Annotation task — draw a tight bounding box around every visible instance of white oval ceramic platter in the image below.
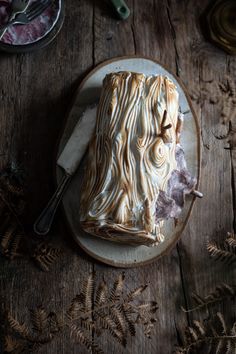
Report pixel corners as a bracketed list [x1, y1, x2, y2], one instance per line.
[56, 56, 200, 268]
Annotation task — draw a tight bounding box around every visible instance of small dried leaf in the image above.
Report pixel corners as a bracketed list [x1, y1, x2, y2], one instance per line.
[95, 280, 108, 307]
[207, 241, 236, 265]
[33, 243, 61, 272]
[48, 312, 63, 334]
[176, 312, 236, 354]
[110, 306, 126, 336]
[191, 292, 205, 306]
[193, 320, 205, 336]
[7, 313, 30, 339]
[83, 273, 94, 312]
[4, 335, 23, 352]
[70, 324, 103, 354]
[216, 312, 227, 335]
[126, 285, 148, 302]
[216, 339, 224, 354]
[226, 233, 236, 248]
[99, 316, 126, 346]
[110, 273, 125, 302]
[67, 294, 85, 320]
[182, 283, 236, 313]
[188, 327, 199, 342]
[30, 307, 48, 333]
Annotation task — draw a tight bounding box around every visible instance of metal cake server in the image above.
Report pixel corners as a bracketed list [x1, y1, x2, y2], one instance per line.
[34, 106, 97, 236]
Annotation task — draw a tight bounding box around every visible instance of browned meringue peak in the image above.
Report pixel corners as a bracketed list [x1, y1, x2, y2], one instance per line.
[80, 71, 180, 246]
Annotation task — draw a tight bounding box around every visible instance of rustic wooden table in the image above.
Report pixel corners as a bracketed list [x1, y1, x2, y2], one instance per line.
[0, 1, 235, 353]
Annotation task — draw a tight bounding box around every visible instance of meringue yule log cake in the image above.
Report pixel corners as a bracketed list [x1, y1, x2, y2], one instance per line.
[80, 72, 201, 247]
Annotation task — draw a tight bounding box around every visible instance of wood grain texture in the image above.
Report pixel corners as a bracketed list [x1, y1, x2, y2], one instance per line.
[0, 0, 235, 353]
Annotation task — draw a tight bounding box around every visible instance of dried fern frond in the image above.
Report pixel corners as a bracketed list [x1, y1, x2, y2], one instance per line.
[0, 222, 16, 252]
[135, 301, 158, 319]
[0, 168, 63, 270]
[4, 335, 24, 353]
[98, 316, 125, 346]
[126, 285, 148, 302]
[83, 272, 94, 313]
[226, 233, 236, 248]
[0, 214, 24, 259]
[5, 308, 62, 354]
[33, 243, 61, 272]
[95, 280, 108, 307]
[68, 273, 158, 350]
[0, 170, 26, 260]
[207, 241, 236, 264]
[217, 312, 228, 335]
[67, 294, 85, 321]
[181, 283, 236, 313]
[5, 273, 158, 354]
[70, 324, 103, 354]
[175, 312, 236, 354]
[7, 313, 30, 339]
[47, 312, 63, 334]
[135, 301, 158, 339]
[110, 305, 127, 337]
[123, 308, 136, 337]
[30, 307, 48, 333]
[109, 272, 125, 302]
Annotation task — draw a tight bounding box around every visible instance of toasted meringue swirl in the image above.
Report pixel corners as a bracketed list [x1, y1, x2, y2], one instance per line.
[80, 72, 179, 246]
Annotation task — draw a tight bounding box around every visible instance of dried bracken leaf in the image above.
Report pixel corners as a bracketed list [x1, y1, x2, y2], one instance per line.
[95, 280, 108, 307]
[126, 285, 148, 302]
[175, 312, 236, 354]
[4, 335, 23, 353]
[33, 243, 61, 272]
[207, 241, 236, 265]
[0, 169, 26, 260]
[193, 320, 205, 336]
[226, 233, 236, 248]
[30, 307, 48, 333]
[110, 306, 127, 337]
[67, 294, 85, 320]
[7, 313, 30, 339]
[216, 312, 227, 335]
[48, 312, 63, 334]
[99, 316, 126, 346]
[83, 272, 94, 312]
[4, 273, 158, 354]
[109, 272, 125, 302]
[181, 283, 236, 313]
[216, 339, 224, 354]
[70, 324, 103, 354]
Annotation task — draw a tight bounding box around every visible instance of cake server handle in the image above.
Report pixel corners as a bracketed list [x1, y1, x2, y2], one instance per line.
[33, 174, 71, 236]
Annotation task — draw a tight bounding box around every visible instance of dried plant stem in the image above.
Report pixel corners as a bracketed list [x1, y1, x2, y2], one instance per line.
[181, 294, 234, 313]
[179, 335, 236, 353]
[71, 299, 140, 322]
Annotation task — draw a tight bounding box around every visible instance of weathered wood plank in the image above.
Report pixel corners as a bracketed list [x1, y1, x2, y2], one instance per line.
[93, 1, 187, 353]
[0, 1, 95, 353]
[167, 0, 236, 334]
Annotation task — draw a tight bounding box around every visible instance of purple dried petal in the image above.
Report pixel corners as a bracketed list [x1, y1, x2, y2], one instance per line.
[155, 144, 197, 221]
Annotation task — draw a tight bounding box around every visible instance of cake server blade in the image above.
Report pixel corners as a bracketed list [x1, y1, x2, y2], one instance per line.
[34, 105, 97, 235]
